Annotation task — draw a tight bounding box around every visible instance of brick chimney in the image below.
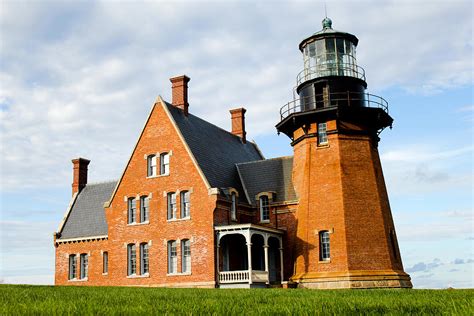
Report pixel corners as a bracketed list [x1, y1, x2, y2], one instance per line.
[71, 158, 90, 196]
[229, 108, 246, 143]
[170, 75, 191, 116]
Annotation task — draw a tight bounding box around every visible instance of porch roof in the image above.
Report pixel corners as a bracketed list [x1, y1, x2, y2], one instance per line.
[214, 223, 284, 235]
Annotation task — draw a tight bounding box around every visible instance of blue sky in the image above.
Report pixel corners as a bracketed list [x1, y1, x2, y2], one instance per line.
[0, 0, 472, 288]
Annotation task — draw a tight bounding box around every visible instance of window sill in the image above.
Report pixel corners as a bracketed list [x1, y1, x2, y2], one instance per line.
[127, 221, 150, 226]
[146, 173, 169, 179]
[316, 143, 330, 149]
[319, 260, 331, 264]
[68, 278, 88, 282]
[127, 273, 150, 279]
[260, 220, 270, 224]
[102, 273, 108, 276]
[167, 272, 192, 277]
[167, 217, 191, 222]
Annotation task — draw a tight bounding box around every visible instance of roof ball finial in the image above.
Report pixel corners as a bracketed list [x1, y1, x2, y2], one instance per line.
[322, 17, 332, 29]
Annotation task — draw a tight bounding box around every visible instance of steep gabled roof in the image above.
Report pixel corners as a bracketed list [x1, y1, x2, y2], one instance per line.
[58, 181, 116, 239]
[236, 156, 297, 206]
[165, 102, 263, 193]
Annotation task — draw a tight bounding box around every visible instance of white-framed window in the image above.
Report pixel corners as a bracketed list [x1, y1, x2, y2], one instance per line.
[127, 244, 136, 275]
[181, 239, 191, 273]
[180, 191, 190, 218]
[259, 195, 270, 222]
[319, 230, 330, 261]
[128, 197, 136, 224]
[147, 154, 157, 177]
[160, 153, 170, 175]
[231, 192, 237, 221]
[80, 253, 88, 279]
[168, 240, 177, 274]
[103, 252, 108, 274]
[140, 196, 150, 222]
[167, 192, 177, 220]
[69, 254, 77, 280]
[140, 243, 149, 275]
[318, 122, 328, 145]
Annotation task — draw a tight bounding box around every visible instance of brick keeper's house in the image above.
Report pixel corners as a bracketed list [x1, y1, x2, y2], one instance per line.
[54, 19, 412, 289]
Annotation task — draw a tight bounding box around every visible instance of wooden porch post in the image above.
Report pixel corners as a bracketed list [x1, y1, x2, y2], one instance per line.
[247, 241, 253, 285]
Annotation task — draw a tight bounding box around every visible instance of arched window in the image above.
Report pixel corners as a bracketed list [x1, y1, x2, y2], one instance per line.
[140, 243, 149, 275]
[181, 239, 191, 273]
[167, 240, 177, 274]
[259, 195, 270, 222]
[230, 192, 237, 221]
[180, 191, 190, 218]
[319, 231, 330, 261]
[127, 244, 136, 276]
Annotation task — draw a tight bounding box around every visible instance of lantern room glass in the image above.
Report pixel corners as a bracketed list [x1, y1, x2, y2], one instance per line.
[303, 38, 357, 79]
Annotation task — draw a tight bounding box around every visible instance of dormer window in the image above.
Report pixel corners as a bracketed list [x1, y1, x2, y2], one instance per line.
[259, 195, 270, 222]
[230, 192, 237, 221]
[160, 153, 170, 175]
[147, 154, 157, 177]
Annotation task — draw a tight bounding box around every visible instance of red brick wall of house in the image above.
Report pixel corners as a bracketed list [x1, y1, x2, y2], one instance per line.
[55, 99, 218, 287]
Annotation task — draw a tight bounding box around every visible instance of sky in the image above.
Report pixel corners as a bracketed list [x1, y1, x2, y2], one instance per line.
[0, 0, 472, 288]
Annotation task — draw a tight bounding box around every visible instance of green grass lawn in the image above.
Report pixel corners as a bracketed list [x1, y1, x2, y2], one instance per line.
[0, 284, 472, 315]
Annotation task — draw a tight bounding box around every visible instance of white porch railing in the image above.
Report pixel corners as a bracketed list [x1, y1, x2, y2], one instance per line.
[219, 270, 268, 284]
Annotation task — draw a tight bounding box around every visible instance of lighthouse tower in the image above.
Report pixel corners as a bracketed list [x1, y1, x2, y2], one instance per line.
[276, 18, 412, 289]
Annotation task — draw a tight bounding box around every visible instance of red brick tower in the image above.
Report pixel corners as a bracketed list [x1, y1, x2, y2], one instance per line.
[276, 18, 412, 288]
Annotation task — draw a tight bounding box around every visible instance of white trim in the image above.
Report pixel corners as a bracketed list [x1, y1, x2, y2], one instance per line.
[159, 96, 212, 190]
[56, 192, 78, 234]
[56, 235, 108, 243]
[214, 223, 284, 235]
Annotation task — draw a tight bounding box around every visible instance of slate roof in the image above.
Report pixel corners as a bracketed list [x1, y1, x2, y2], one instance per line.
[58, 181, 116, 239]
[236, 156, 297, 206]
[166, 102, 263, 194]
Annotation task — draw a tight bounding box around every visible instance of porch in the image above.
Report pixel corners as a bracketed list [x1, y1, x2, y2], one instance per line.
[215, 224, 284, 288]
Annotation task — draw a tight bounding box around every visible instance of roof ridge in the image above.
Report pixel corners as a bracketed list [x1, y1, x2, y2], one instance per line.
[164, 101, 261, 150]
[86, 180, 118, 186]
[236, 155, 293, 166]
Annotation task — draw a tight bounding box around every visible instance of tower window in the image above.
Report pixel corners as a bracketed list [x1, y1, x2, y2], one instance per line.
[318, 122, 328, 145]
[147, 154, 157, 177]
[168, 240, 177, 274]
[80, 253, 88, 279]
[167, 192, 177, 220]
[127, 244, 136, 276]
[140, 196, 150, 222]
[140, 243, 149, 275]
[259, 195, 270, 222]
[231, 192, 237, 221]
[128, 197, 136, 224]
[160, 153, 170, 175]
[319, 231, 330, 261]
[180, 191, 190, 218]
[68, 254, 77, 280]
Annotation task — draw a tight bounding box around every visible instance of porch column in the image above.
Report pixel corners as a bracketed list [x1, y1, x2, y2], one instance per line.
[216, 232, 220, 286]
[247, 242, 252, 284]
[279, 247, 284, 282]
[263, 243, 269, 285]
